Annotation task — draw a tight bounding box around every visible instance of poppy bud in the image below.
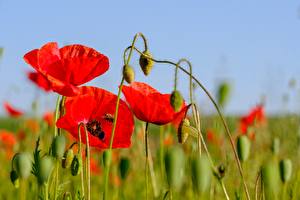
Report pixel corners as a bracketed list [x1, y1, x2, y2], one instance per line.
[218, 164, 226, 179]
[62, 149, 74, 169]
[51, 135, 66, 159]
[71, 155, 82, 176]
[14, 153, 32, 179]
[103, 150, 112, 168]
[177, 118, 191, 144]
[10, 170, 19, 188]
[217, 82, 230, 108]
[119, 157, 130, 180]
[261, 161, 280, 200]
[191, 155, 211, 195]
[164, 147, 185, 190]
[271, 137, 280, 156]
[139, 50, 154, 76]
[170, 90, 183, 112]
[123, 64, 135, 84]
[279, 159, 292, 183]
[38, 156, 53, 184]
[236, 135, 251, 162]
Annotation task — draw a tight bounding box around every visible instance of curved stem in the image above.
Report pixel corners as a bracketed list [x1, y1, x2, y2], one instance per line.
[255, 172, 261, 200]
[78, 124, 85, 198]
[83, 124, 91, 200]
[128, 45, 250, 200]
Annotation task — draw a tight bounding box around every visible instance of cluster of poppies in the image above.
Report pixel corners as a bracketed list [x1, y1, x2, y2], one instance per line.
[24, 42, 188, 150]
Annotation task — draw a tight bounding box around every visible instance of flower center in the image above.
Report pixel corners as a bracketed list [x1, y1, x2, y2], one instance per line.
[86, 119, 105, 140]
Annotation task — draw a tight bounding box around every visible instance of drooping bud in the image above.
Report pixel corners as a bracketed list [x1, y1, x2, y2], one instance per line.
[71, 155, 82, 176]
[103, 150, 112, 168]
[139, 50, 154, 76]
[177, 118, 191, 144]
[10, 170, 19, 188]
[51, 135, 66, 159]
[14, 153, 32, 179]
[38, 156, 54, 184]
[170, 90, 183, 112]
[123, 64, 135, 84]
[164, 147, 185, 190]
[261, 161, 280, 200]
[119, 157, 130, 180]
[191, 155, 211, 195]
[271, 137, 280, 156]
[236, 135, 251, 162]
[62, 149, 74, 169]
[279, 159, 292, 183]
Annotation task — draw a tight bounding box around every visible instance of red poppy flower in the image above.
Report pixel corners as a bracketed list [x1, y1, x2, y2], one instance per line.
[43, 111, 54, 127]
[3, 102, 24, 117]
[27, 71, 52, 92]
[239, 104, 266, 134]
[56, 86, 134, 149]
[24, 42, 109, 96]
[122, 82, 188, 125]
[0, 130, 17, 148]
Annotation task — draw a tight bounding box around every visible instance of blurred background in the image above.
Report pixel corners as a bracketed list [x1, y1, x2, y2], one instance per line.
[0, 0, 299, 115]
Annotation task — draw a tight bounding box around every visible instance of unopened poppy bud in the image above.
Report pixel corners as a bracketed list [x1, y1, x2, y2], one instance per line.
[237, 135, 251, 162]
[279, 159, 292, 183]
[217, 82, 230, 108]
[139, 50, 154, 76]
[119, 157, 130, 180]
[123, 64, 135, 84]
[218, 164, 226, 179]
[62, 149, 74, 169]
[38, 156, 53, 184]
[261, 161, 280, 200]
[191, 155, 211, 195]
[177, 118, 191, 144]
[164, 147, 185, 190]
[103, 150, 112, 168]
[10, 170, 19, 188]
[14, 153, 32, 179]
[271, 137, 280, 156]
[170, 90, 183, 112]
[51, 135, 66, 159]
[71, 155, 82, 176]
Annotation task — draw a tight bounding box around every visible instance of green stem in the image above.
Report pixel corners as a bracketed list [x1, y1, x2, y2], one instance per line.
[54, 95, 61, 137]
[83, 124, 91, 200]
[78, 124, 85, 198]
[159, 126, 165, 180]
[53, 160, 59, 200]
[145, 122, 149, 200]
[45, 183, 49, 200]
[129, 46, 250, 200]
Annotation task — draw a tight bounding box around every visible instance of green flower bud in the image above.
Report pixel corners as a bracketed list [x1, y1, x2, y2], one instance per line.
[170, 90, 183, 112]
[62, 149, 74, 169]
[177, 118, 190, 144]
[38, 156, 53, 184]
[123, 64, 135, 84]
[10, 170, 19, 188]
[139, 50, 154, 76]
[164, 147, 185, 190]
[217, 82, 231, 108]
[71, 155, 82, 176]
[261, 161, 280, 200]
[279, 159, 292, 183]
[51, 135, 66, 159]
[103, 150, 112, 168]
[14, 153, 32, 179]
[119, 157, 130, 180]
[237, 135, 251, 162]
[271, 137, 280, 156]
[191, 155, 211, 195]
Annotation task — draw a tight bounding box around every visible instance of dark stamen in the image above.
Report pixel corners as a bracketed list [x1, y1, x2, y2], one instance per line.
[86, 119, 105, 140]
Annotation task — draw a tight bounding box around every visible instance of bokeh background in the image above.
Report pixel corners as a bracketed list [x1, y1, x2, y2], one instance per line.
[0, 0, 300, 115]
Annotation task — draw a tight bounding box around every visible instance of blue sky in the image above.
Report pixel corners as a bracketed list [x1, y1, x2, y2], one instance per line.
[0, 1, 300, 115]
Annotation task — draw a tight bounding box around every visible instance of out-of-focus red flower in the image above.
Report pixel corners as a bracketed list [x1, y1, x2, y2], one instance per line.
[90, 157, 102, 175]
[25, 119, 40, 134]
[17, 129, 26, 141]
[122, 82, 188, 125]
[163, 134, 174, 146]
[27, 71, 52, 92]
[206, 129, 215, 143]
[43, 111, 54, 127]
[0, 130, 17, 148]
[57, 86, 134, 149]
[24, 42, 109, 96]
[239, 104, 266, 134]
[3, 102, 24, 117]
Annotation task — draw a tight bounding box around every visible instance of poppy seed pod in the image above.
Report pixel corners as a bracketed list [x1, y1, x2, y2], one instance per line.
[261, 161, 280, 200]
[103, 150, 112, 168]
[14, 153, 32, 179]
[170, 90, 183, 112]
[51, 135, 66, 159]
[139, 50, 154, 76]
[119, 157, 130, 180]
[177, 118, 191, 144]
[164, 147, 185, 190]
[38, 156, 53, 184]
[271, 137, 280, 156]
[237, 135, 251, 162]
[10, 170, 19, 188]
[279, 159, 292, 183]
[62, 149, 74, 169]
[123, 64, 135, 84]
[191, 155, 211, 195]
[71, 155, 82, 176]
